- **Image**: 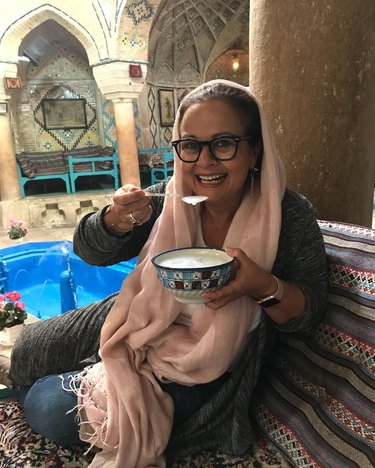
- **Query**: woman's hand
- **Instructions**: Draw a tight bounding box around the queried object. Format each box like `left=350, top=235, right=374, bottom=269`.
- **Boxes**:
left=103, top=184, right=153, bottom=233
left=203, top=247, right=305, bottom=324
left=202, top=247, right=271, bottom=309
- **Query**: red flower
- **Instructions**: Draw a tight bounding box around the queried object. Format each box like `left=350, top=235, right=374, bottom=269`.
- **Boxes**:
left=0, top=290, right=27, bottom=331
left=6, top=291, right=21, bottom=301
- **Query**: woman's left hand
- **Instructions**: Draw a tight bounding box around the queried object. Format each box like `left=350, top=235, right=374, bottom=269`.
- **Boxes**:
left=202, top=247, right=274, bottom=309
left=203, top=247, right=306, bottom=324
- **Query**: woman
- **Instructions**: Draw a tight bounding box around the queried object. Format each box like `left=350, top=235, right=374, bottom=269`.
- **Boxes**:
left=9, top=80, right=328, bottom=467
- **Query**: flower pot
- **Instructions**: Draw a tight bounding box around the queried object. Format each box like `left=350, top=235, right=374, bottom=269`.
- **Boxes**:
left=9, top=236, right=25, bottom=243
left=0, top=324, right=24, bottom=346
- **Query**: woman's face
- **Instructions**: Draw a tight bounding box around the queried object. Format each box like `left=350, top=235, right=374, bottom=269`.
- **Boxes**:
left=178, top=99, right=259, bottom=207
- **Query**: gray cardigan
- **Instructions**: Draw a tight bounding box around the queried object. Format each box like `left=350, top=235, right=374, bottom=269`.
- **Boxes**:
left=10, top=183, right=328, bottom=459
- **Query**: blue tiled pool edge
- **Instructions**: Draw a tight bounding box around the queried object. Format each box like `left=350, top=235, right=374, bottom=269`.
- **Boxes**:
left=0, top=241, right=136, bottom=319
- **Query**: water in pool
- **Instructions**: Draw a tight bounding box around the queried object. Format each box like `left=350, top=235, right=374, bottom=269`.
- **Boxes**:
left=0, top=241, right=136, bottom=320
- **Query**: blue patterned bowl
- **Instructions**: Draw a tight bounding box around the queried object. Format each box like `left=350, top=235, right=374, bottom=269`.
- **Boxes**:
left=152, top=247, right=234, bottom=304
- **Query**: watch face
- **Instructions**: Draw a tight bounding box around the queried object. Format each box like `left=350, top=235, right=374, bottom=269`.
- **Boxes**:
left=260, top=297, right=280, bottom=308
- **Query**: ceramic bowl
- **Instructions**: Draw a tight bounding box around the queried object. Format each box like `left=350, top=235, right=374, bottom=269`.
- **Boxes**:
left=152, top=247, right=234, bottom=304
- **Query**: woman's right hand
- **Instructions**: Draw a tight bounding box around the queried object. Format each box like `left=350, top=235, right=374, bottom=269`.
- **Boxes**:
left=103, top=184, right=153, bottom=233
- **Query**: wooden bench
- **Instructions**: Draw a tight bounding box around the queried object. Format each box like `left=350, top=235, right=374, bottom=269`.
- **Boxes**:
left=150, top=151, right=174, bottom=184
left=66, top=150, right=119, bottom=193
left=16, top=146, right=118, bottom=197
left=138, top=147, right=172, bottom=186
left=16, top=150, right=71, bottom=197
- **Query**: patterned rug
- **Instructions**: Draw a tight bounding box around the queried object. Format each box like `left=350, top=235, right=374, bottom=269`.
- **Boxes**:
left=0, top=400, right=291, bottom=467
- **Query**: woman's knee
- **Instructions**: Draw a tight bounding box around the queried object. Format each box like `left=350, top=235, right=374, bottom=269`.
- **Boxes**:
left=23, top=372, right=82, bottom=446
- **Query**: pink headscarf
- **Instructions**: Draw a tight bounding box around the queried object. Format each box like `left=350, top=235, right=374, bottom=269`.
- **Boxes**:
left=75, top=80, right=286, bottom=467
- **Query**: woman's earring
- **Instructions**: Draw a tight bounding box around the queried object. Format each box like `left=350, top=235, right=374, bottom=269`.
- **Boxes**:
left=250, top=167, right=259, bottom=179
left=249, top=167, right=260, bottom=197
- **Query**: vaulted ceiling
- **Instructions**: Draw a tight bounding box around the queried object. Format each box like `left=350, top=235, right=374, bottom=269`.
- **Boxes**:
left=148, top=0, right=249, bottom=85
left=17, top=0, right=249, bottom=87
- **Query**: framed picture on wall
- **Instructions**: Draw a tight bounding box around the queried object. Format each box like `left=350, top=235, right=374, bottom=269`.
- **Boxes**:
left=158, top=89, right=175, bottom=127
left=42, top=98, right=87, bottom=130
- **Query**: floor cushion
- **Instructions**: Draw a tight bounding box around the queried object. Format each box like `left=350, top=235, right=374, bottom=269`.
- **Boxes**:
left=253, top=221, right=375, bottom=467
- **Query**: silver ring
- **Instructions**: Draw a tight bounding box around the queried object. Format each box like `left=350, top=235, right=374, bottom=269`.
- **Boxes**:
left=129, top=213, right=141, bottom=225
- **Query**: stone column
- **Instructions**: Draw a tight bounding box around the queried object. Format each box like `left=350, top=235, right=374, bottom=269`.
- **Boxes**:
left=113, top=98, right=139, bottom=186
left=0, top=110, right=20, bottom=200
left=93, top=61, right=147, bottom=188
left=250, top=0, right=375, bottom=226
left=0, top=62, right=21, bottom=202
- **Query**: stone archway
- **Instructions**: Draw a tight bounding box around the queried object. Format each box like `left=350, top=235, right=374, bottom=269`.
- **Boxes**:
left=0, top=5, right=100, bottom=68
left=0, top=6, right=102, bottom=206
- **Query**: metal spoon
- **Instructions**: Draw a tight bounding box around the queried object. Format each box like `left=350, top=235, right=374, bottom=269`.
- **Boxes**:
left=146, top=192, right=208, bottom=205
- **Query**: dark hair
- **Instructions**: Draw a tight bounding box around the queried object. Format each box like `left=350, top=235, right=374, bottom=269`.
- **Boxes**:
left=177, top=81, right=262, bottom=148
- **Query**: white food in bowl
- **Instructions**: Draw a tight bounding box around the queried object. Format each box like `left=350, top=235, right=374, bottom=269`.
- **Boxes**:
left=152, top=248, right=234, bottom=304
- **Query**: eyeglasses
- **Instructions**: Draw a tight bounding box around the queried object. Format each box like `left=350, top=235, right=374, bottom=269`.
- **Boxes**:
left=171, top=136, right=253, bottom=163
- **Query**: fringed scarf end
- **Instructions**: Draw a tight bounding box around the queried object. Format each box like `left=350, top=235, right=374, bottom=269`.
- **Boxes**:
left=62, top=364, right=114, bottom=452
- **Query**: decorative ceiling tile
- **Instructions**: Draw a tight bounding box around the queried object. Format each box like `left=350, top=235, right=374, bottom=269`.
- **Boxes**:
left=174, top=3, right=185, bottom=16
left=176, top=14, right=187, bottom=29
left=187, top=8, right=197, bottom=19
left=212, top=17, right=225, bottom=35
left=223, top=9, right=233, bottom=20
left=125, top=0, right=155, bottom=26
left=156, top=63, right=174, bottom=84
left=179, top=64, right=200, bottom=84
left=191, top=17, right=204, bottom=36
left=239, top=5, right=250, bottom=26
left=119, top=27, right=148, bottom=57
left=229, top=0, right=241, bottom=8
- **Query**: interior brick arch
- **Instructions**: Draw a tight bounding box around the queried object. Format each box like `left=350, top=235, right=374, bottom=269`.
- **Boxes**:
left=0, top=5, right=100, bottom=65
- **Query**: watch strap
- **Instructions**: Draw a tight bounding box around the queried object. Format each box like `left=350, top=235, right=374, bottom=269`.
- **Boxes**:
left=255, top=275, right=284, bottom=308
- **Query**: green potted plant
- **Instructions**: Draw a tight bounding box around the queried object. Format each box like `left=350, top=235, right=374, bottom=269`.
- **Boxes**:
left=7, top=217, right=28, bottom=240
left=0, top=291, right=27, bottom=345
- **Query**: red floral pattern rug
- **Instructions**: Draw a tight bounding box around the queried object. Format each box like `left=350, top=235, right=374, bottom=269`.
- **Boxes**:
left=0, top=400, right=291, bottom=467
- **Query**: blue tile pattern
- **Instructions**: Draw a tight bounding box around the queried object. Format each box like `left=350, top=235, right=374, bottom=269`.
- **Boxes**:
left=156, top=264, right=232, bottom=291
left=102, top=100, right=117, bottom=149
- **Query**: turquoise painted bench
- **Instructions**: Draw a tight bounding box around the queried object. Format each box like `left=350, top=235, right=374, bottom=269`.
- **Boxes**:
left=150, top=151, right=174, bottom=184
left=16, top=164, right=71, bottom=198
left=16, top=146, right=118, bottom=197
left=138, top=147, right=172, bottom=185
left=67, top=152, right=119, bottom=193
left=16, top=151, right=71, bottom=198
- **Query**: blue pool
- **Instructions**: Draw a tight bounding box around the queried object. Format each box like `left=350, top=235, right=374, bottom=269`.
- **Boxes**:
left=0, top=241, right=136, bottom=320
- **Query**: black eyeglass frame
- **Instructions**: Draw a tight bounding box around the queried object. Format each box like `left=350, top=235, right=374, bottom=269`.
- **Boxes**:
left=171, top=135, right=253, bottom=163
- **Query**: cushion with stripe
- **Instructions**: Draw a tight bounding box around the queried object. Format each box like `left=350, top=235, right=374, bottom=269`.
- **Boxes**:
left=253, top=220, right=375, bottom=468
left=16, top=153, right=36, bottom=178
left=63, top=146, right=115, bottom=172
left=17, top=151, right=66, bottom=176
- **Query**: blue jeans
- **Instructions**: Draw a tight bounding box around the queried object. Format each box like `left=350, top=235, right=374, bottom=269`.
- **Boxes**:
left=15, top=372, right=83, bottom=446
left=15, top=370, right=229, bottom=447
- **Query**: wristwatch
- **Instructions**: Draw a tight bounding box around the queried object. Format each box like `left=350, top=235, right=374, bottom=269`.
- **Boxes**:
left=255, top=275, right=284, bottom=308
